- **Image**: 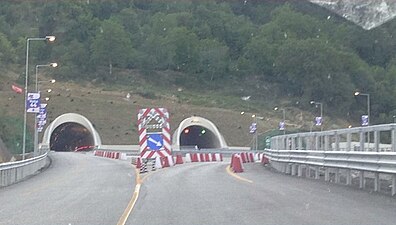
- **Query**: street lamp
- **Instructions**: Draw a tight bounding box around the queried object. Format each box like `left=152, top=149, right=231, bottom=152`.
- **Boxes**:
left=354, top=91, right=370, bottom=126
left=310, top=100, right=323, bottom=131
left=274, top=107, right=286, bottom=134
left=33, top=63, right=57, bottom=155
left=22, top=36, right=56, bottom=160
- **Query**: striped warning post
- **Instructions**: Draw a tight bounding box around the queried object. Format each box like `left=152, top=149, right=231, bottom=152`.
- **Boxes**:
left=138, top=108, right=172, bottom=159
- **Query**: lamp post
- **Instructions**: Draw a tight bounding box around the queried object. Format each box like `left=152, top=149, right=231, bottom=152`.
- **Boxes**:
left=310, top=101, right=323, bottom=131
left=33, top=64, right=57, bottom=155
left=354, top=92, right=370, bottom=126
left=22, top=36, right=55, bottom=160
left=274, top=107, right=286, bottom=134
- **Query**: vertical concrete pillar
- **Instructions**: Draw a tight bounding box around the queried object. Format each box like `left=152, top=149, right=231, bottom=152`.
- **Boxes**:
left=360, top=131, right=365, bottom=151
left=335, top=133, right=340, bottom=151
left=374, top=131, right=380, bottom=152
left=324, top=135, right=329, bottom=151
left=291, top=137, right=296, bottom=150
left=346, top=133, right=352, bottom=151
left=298, top=136, right=302, bottom=150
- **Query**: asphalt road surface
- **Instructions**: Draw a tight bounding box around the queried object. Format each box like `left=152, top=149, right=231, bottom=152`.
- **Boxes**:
left=127, top=162, right=396, bottom=225
left=0, top=152, right=136, bottom=225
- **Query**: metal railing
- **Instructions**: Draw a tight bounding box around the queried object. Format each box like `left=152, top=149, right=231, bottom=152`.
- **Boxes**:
left=0, top=150, right=49, bottom=187
left=266, top=123, right=396, bottom=195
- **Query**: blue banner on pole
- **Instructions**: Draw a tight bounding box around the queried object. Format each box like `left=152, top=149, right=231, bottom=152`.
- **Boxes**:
left=315, top=117, right=322, bottom=126
left=361, top=115, right=369, bottom=126
left=27, top=92, right=40, bottom=113
left=249, top=122, right=257, bottom=134
left=279, top=121, right=285, bottom=130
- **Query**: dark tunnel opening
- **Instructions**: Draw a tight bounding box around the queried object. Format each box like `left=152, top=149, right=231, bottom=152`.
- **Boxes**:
left=50, top=122, right=95, bottom=152
left=179, top=125, right=220, bottom=149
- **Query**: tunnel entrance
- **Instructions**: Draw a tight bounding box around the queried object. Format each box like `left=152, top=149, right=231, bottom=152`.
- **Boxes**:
left=179, top=125, right=221, bottom=149
left=50, top=122, right=95, bottom=152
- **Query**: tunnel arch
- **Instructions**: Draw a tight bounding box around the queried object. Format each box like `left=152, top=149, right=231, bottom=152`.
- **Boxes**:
left=41, top=113, right=101, bottom=151
left=172, top=116, right=227, bottom=150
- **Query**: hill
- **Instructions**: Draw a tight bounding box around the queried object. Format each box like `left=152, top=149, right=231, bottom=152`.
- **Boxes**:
left=0, top=68, right=345, bottom=152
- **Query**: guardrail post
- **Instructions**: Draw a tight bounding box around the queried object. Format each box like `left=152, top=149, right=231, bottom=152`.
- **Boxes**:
left=291, top=164, right=297, bottom=176
left=374, top=172, right=380, bottom=192
left=392, top=128, right=395, bottom=152
left=285, top=163, right=291, bottom=174
left=315, top=166, right=320, bottom=179
left=335, top=133, right=340, bottom=151
left=335, top=168, right=340, bottom=183
left=359, top=171, right=365, bottom=188
left=298, top=165, right=303, bottom=177
left=392, top=175, right=396, bottom=196
left=315, top=135, right=320, bottom=151
left=325, top=168, right=330, bottom=182
left=346, top=169, right=352, bottom=185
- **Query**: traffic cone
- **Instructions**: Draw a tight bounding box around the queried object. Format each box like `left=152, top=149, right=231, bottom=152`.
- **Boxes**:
left=230, top=154, right=236, bottom=168
left=136, top=157, right=142, bottom=169
left=211, top=153, right=217, bottom=162
left=219, top=153, right=223, bottom=161
left=240, top=152, right=247, bottom=163
left=192, top=153, right=198, bottom=162
left=162, top=157, right=170, bottom=167
left=249, top=153, right=255, bottom=163
left=175, top=154, right=184, bottom=164
left=232, top=155, right=244, bottom=173
left=204, top=153, right=210, bottom=162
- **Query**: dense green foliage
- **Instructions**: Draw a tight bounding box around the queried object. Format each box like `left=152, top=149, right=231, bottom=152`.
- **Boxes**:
left=0, top=0, right=395, bottom=124
left=0, top=111, right=33, bottom=154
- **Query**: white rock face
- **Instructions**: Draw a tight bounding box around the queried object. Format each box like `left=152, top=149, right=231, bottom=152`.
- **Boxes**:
left=309, top=0, right=396, bottom=30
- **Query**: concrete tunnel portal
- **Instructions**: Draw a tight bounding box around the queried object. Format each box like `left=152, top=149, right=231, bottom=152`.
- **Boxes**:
left=42, top=113, right=102, bottom=152
left=50, top=122, right=94, bottom=151
left=173, top=116, right=227, bottom=150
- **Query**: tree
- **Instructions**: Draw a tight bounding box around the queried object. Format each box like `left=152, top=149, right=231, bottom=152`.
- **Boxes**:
left=91, top=19, right=134, bottom=79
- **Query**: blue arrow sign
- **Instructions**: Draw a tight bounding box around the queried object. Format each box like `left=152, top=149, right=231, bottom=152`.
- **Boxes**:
left=147, top=133, right=163, bottom=150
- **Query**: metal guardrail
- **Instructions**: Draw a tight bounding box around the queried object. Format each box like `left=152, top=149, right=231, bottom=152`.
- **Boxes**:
left=266, top=123, right=396, bottom=195
left=0, top=151, right=49, bottom=187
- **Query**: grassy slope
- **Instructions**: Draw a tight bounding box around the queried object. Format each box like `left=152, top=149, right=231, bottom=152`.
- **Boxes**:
left=0, top=68, right=347, bottom=148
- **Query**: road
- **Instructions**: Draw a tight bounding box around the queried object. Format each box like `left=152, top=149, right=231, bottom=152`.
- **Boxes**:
left=127, top=162, right=396, bottom=225
left=0, top=152, right=136, bottom=225
left=2, top=154, right=396, bottom=225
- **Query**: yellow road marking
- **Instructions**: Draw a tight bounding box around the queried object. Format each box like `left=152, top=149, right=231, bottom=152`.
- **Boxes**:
left=117, top=166, right=162, bottom=225
left=226, top=165, right=253, bottom=184
left=117, top=168, right=141, bottom=225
